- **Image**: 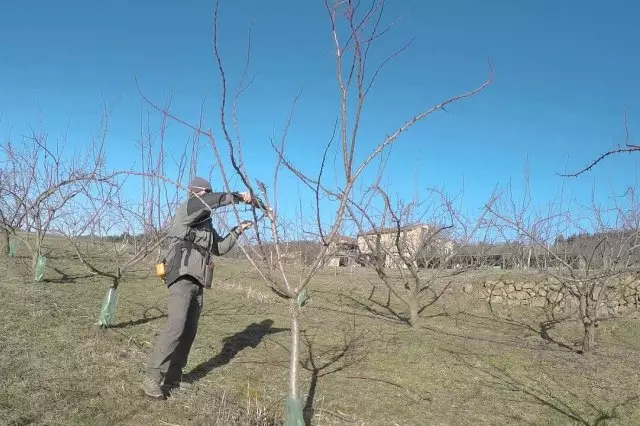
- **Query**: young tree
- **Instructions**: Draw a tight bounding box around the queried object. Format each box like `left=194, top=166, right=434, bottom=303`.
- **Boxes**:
left=0, top=123, right=113, bottom=280
left=56, top=111, right=189, bottom=326
left=486, top=183, right=640, bottom=354
left=347, top=186, right=485, bottom=328
left=138, top=0, right=492, bottom=421
left=0, top=167, right=16, bottom=255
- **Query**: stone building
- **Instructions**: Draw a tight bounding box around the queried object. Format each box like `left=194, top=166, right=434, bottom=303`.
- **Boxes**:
left=356, top=223, right=454, bottom=268
left=326, top=236, right=359, bottom=267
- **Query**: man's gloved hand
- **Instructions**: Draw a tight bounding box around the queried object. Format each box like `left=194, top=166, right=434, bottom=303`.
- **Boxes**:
left=239, top=191, right=253, bottom=203
left=236, top=220, right=253, bottom=235
left=239, top=191, right=270, bottom=211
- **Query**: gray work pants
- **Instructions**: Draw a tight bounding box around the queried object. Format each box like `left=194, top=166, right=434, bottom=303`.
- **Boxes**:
left=146, top=277, right=203, bottom=383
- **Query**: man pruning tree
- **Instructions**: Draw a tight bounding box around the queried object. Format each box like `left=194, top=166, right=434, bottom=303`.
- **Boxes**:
left=142, top=176, right=262, bottom=399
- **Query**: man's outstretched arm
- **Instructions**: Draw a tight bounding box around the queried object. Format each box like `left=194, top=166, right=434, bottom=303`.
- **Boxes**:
left=210, top=221, right=253, bottom=256
left=184, top=192, right=245, bottom=226
left=185, top=192, right=268, bottom=226
left=210, top=228, right=239, bottom=256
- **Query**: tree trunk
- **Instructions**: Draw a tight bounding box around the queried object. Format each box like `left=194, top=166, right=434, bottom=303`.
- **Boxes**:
left=113, top=272, right=121, bottom=290
left=582, top=320, right=596, bottom=354
left=283, top=298, right=305, bottom=425
left=2, top=228, right=9, bottom=256
left=289, top=299, right=300, bottom=398
left=32, top=238, right=41, bottom=271
left=579, top=292, right=596, bottom=354
left=407, top=293, right=420, bottom=329
left=32, top=251, right=39, bottom=280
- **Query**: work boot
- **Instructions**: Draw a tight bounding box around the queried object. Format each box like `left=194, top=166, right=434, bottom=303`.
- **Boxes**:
left=141, top=377, right=164, bottom=399
left=163, top=370, right=192, bottom=393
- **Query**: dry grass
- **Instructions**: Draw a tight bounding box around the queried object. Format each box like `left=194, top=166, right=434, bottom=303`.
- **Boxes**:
left=2, top=239, right=640, bottom=425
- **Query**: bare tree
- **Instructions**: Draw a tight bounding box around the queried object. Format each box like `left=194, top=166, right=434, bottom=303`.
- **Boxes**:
left=55, top=110, right=189, bottom=326
left=0, top=118, right=115, bottom=280
left=486, top=183, right=640, bottom=354
left=137, top=0, right=492, bottom=421
left=0, top=167, right=15, bottom=255
left=347, top=186, right=485, bottom=328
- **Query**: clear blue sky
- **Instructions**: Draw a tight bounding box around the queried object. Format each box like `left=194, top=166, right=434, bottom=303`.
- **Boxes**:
left=1, top=0, right=639, bottom=237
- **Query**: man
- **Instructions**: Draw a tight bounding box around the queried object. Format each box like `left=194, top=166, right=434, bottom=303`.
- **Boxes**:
left=142, top=176, right=261, bottom=398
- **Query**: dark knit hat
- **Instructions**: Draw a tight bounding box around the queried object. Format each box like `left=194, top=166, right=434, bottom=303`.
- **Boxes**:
left=188, top=176, right=212, bottom=192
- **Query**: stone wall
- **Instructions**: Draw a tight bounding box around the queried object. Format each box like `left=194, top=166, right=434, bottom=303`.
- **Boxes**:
left=474, top=275, right=640, bottom=316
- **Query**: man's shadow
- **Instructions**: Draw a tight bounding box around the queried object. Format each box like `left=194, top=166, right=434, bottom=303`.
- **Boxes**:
left=184, top=319, right=287, bottom=383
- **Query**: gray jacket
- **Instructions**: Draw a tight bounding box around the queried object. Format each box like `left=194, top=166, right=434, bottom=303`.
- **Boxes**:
left=162, top=192, right=243, bottom=288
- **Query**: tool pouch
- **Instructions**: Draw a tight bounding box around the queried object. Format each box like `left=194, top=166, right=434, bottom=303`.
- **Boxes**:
left=203, top=259, right=214, bottom=289
left=155, top=262, right=167, bottom=280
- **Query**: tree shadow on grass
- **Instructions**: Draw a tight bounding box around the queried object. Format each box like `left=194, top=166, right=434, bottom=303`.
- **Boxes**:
left=300, top=328, right=370, bottom=425
left=461, top=311, right=578, bottom=353
left=110, top=313, right=167, bottom=329
left=299, top=325, right=432, bottom=425
left=184, top=319, right=288, bottom=383
left=108, top=305, right=167, bottom=329
left=43, top=266, right=95, bottom=284
left=443, top=347, right=640, bottom=425
left=311, top=287, right=448, bottom=327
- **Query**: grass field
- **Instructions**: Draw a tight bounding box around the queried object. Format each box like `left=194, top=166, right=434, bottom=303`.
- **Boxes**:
left=2, top=239, right=640, bottom=425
